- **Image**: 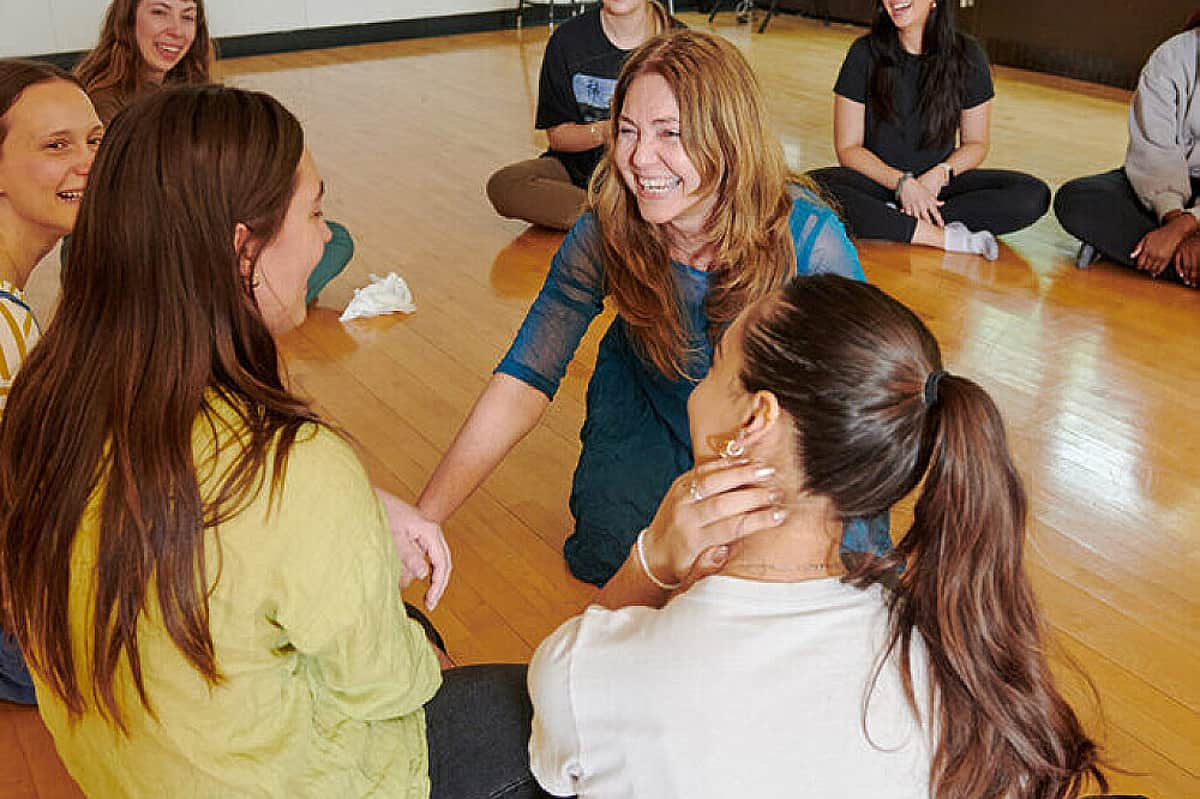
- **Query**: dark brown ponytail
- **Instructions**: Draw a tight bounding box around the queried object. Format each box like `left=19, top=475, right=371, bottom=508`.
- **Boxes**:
left=738, top=275, right=1106, bottom=799
left=880, top=375, right=1104, bottom=797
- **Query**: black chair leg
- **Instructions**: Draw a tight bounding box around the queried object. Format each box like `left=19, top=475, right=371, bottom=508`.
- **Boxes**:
left=758, top=0, right=778, bottom=32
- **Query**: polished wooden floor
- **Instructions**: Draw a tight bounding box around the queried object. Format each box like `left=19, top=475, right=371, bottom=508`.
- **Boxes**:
left=3, top=12, right=1197, bottom=798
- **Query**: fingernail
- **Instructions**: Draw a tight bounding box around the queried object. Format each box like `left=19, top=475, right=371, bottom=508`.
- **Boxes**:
left=772, top=508, right=789, bottom=523
left=755, top=466, right=776, bottom=478
left=768, top=488, right=783, bottom=503
left=712, top=545, right=729, bottom=564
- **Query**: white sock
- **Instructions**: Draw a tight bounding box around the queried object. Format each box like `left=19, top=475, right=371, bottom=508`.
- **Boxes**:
left=944, top=221, right=998, bottom=261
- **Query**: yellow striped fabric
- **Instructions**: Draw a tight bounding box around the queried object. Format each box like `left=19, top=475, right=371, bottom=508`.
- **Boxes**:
left=0, top=280, right=40, bottom=412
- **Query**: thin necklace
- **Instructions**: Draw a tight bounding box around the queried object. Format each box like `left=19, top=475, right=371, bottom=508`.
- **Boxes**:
left=727, top=561, right=844, bottom=579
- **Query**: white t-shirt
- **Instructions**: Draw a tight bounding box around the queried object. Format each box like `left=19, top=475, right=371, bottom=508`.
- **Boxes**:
left=528, top=577, right=933, bottom=798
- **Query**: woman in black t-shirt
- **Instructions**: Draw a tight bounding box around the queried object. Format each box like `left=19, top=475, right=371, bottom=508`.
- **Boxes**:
left=809, top=0, right=1049, bottom=259
left=486, top=0, right=672, bottom=231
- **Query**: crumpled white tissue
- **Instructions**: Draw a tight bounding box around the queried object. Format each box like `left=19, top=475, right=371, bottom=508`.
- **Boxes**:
left=339, top=272, right=417, bottom=322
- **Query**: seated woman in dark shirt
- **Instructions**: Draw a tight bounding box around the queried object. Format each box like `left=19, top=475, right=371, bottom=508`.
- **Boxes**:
left=809, top=0, right=1049, bottom=259
left=486, top=0, right=672, bottom=231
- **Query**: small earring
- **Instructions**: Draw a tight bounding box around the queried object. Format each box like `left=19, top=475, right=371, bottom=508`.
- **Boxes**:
left=720, top=435, right=745, bottom=459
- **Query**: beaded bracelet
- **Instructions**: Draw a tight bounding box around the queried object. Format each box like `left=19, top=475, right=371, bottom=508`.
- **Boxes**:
left=636, top=527, right=682, bottom=591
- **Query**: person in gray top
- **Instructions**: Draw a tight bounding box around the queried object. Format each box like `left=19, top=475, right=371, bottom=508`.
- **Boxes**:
left=1055, top=10, right=1200, bottom=287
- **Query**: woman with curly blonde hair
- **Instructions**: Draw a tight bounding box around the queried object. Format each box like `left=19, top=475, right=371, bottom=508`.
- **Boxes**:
left=409, top=29, right=890, bottom=587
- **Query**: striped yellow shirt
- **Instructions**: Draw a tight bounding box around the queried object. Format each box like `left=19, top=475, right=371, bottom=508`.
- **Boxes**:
left=0, top=280, right=39, bottom=411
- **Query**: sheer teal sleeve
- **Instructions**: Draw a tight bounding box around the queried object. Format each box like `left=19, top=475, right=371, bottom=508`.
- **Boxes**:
left=496, top=213, right=607, bottom=399
left=789, top=193, right=866, bottom=281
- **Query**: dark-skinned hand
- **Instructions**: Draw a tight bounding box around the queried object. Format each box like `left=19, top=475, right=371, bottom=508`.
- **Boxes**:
left=1131, top=212, right=1197, bottom=276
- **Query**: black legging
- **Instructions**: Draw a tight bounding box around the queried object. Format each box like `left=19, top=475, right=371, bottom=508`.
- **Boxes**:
left=425, top=663, right=555, bottom=799
left=808, top=166, right=1051, bottom=242
left=405, top=606, right=554, bottom=799
left=1055, top=167, right=1200, bottom=282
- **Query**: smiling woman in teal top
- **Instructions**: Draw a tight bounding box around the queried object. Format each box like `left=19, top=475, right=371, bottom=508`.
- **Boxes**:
left=410, top=30, right=890, bottom=587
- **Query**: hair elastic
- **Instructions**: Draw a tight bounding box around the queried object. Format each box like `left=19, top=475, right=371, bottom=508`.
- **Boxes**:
left=923, top=369, right=948, bottom=408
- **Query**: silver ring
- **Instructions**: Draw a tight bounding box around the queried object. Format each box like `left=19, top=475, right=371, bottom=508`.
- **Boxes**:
left=688, top=478, right=704, bottom=502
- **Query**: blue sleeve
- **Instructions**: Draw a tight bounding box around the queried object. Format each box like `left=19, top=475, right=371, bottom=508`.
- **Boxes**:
left=496, top=213, right=606, bottom=399
left=788, top=194, right=866, bottom=282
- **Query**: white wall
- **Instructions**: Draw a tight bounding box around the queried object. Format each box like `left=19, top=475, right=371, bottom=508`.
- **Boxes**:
left=0, top=0, right=513, bottom=58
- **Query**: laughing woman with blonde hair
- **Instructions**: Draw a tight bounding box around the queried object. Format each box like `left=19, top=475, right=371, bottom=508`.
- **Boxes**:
left=407, top=29, right=890, bottom=587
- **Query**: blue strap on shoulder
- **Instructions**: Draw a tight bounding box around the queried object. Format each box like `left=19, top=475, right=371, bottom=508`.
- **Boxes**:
left=0, top=291, right=31, bottom=314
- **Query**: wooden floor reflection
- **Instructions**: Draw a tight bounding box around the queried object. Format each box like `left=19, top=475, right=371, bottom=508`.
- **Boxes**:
left=3, top=12, right=1195, bottom=798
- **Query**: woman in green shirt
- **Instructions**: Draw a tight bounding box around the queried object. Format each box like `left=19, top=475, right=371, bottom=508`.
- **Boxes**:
left=0, top=85, right=544, bottom=799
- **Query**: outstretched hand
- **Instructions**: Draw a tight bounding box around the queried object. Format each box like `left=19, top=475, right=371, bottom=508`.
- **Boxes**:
left=374, top=487, right=452, bottom=610
left=640, top=458, right=789, bottom=590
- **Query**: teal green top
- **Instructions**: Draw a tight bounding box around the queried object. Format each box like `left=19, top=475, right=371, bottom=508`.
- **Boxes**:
left=33, top=402, right=442, bottom=797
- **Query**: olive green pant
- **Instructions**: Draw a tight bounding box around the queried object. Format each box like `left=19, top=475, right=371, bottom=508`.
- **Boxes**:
left=486, top=156, right=586, bottom=231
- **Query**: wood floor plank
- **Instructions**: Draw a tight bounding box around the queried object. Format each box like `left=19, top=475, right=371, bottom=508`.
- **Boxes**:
left=0, top=706, right=38, bottom=799
left=9, top=711, right=82, bottom=799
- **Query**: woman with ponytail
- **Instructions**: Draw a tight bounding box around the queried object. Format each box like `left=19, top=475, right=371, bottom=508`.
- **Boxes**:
left=528, top=274, right=1105, bottom=798
left=809, top=0, right=1050, bottom=259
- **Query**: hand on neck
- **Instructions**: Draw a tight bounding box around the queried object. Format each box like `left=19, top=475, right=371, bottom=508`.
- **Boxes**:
left=719, top=480, right=844, bottom=583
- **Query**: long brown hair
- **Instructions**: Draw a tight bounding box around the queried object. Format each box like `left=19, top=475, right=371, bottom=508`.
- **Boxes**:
left=738, top=275, right=1106, bottom=798
left=0, top=60, right=86, bottom=148
left=74, top=0, right=214, bottom=110
left=867, top=0, right=972, bottom=150
left=590, top=29, right=824, bottom=379
left=0, top=85, right=318, bottom=729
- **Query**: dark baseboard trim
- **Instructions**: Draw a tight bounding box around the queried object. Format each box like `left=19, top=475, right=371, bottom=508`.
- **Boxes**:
left=27, top=3, right=701, bottom=68
left=219, top=8, right=533, bottom=59
left=26, top=5, right=1128, bottom=89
